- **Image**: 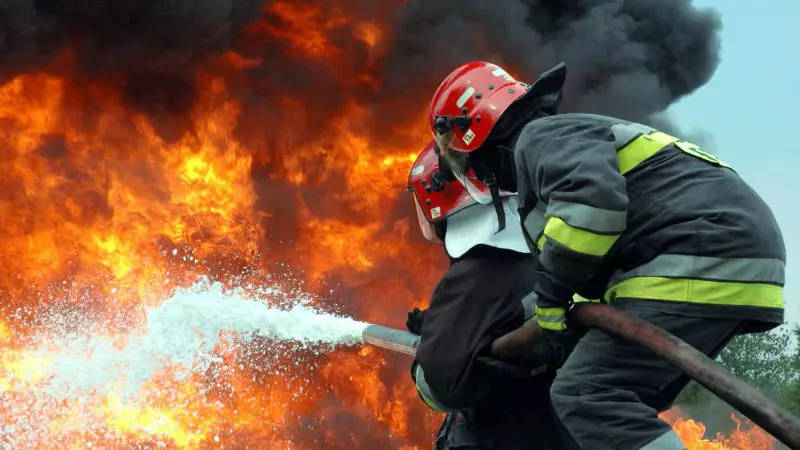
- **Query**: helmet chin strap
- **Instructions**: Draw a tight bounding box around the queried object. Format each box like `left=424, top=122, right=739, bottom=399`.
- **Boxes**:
left=483, top=173, right=506, bottom=233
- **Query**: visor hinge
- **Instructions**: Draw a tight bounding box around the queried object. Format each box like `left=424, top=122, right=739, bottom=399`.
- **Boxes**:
left=434, top=115, right=473, bottom=133
left=425, top=171, right=447, bottom=192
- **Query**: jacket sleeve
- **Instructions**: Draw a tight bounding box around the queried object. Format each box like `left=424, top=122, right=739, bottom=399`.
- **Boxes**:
left=516, top=119, right=628, bottom=314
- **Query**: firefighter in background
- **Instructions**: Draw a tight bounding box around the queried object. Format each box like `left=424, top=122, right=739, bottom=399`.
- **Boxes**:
left=425, top=61, right=786, bottom=450
left=405, top=140, right=579, bottom=450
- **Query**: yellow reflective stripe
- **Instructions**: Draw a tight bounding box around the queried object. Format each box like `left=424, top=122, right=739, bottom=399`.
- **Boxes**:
left=604, top=277, right=784, bottom=309
left=617, top=131, right=677, bottom=175
left=535, top=305, right=567, bottom=331
left=536, top=234, right=546, bottom=252
left=617, top=130, right=735, bottom=175
left=543, top=216, right=619, bottom=257
left=572, top=293, right=599, bottom=303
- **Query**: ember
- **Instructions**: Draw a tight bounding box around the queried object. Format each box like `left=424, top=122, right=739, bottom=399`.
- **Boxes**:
left=0, top=0, right=760, bottom=448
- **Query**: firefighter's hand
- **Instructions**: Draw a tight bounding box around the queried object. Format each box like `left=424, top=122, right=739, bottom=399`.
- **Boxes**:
left=405, top=307, right=426, bottom=335
left=542, top=327, right=585, bottom=368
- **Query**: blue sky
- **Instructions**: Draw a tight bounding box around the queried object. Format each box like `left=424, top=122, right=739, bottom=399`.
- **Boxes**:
left=666, top=0, right=800, bottom=323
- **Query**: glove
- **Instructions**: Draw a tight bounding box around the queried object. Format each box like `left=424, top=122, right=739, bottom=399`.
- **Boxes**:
left=406, top=307, right=426, bottom=335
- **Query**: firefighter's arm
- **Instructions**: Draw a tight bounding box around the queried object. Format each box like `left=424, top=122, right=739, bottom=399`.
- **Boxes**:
left=518, top=120, right=628, bottom=331
left=410, top=254, right=531, bottom=411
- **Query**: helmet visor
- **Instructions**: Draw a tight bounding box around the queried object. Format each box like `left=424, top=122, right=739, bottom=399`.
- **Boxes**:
left=433, top=131, right=493, bottom=204
left=413, top=196, right=442, bottom=243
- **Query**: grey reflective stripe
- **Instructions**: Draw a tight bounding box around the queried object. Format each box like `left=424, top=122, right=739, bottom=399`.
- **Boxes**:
left=535, top=310, right=565, bottom=326
left=520, top=291, right=537, bottom=321
left=608, top=254, right=785, bottom=287
left=641, top=430, right=686, bottom=450
left=522, top=203, right=547, bottom=240
left=414, top=364, right=450, bottom=412
left=546, top=200, right=627, bottom=234
left=611, top=122, right=656, bottom=149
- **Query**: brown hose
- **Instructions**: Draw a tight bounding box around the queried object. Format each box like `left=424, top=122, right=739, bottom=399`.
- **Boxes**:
left=491, top=302, right=800, bottom=449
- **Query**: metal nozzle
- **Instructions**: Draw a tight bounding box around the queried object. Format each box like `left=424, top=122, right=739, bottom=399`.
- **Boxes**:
left=362, top=324, right=420, bottom=357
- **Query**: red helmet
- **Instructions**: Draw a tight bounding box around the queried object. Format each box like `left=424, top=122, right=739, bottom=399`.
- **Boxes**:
left=407, top=140, right=513, bottom=243
left=429, top=61, right=529, bottom=154
left=427, top=61, right=528, bottom=205
left=428, top=61, right=566, bottom=205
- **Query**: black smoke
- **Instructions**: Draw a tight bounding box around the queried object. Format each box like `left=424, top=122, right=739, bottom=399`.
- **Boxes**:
left=0, top=1, right=269, bottom=78
left=0, top=0, right=721, bottom=127
left=379, top=0, right=722, bottom=126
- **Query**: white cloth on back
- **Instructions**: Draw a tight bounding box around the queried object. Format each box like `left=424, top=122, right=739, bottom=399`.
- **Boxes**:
left=444, top=196, right=530, bottom=259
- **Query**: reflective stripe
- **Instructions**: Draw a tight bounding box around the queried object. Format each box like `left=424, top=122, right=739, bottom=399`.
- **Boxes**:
left=536, top=234, right=547, bottom=252
left=414, top=364, right=447, bottom=412
left=522, top=292, right=596, bottom=323
left=641, top=430, right=687, bottom=450
left=523, top=203, right=546, bottom=236
left=608, top=255, right=785, bottom=287
left=617, top=131, right=678, bottom=175
left=612, top=123, right=735, bottom=174
left=610, top=122, right=657, bottom=148
left=536, top=305, right=567, bottom=331
left=572, top=293, right=599, bottom=303
left=520, top=291, right=537, bottom=321
left=523, top=203, right=547, bottom=252
left=604, top=277, right=784, bottom=309
left=547, top=200, right=627, bottom=234
left=543, top=216, right=620, bottom=257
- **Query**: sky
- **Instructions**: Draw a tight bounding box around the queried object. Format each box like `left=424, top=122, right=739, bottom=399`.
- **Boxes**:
left=665, top=0, right=800, bottom=323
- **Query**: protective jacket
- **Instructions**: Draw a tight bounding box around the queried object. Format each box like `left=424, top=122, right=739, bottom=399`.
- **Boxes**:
left=514, top=113, right=785, bottom=332
left=411, top=197, right=576, bottom=449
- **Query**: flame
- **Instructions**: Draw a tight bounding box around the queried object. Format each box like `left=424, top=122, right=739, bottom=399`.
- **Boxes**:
left=661, top=408, right=775, bottom=450
left=0, top=1, right=777, bottom=449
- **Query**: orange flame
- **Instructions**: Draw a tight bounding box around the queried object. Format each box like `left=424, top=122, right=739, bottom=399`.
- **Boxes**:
left=661, top=408, right=775, bottom=450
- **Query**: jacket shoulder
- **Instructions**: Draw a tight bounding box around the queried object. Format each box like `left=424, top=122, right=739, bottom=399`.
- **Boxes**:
left=516, top=113, right=624, bottom=150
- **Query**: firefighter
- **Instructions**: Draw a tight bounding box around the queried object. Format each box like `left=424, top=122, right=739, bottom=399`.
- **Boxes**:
left=424, top=61, right=786, bottom=450
left=406, top=140, right=579, bottom=450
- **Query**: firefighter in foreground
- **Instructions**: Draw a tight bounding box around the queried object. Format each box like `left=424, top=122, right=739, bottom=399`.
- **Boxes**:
left=425, top=61, right=786, bottom=450
left=405, top=140, right=579, bottom=449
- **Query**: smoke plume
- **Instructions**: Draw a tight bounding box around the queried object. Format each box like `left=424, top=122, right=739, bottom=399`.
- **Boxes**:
left=381, top=0, right=722, bottom=126
left=1, top=0, right=721, bottom=123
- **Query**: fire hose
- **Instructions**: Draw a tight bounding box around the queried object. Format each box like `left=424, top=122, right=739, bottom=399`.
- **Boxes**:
left=361, top=303, right=800, bottom=449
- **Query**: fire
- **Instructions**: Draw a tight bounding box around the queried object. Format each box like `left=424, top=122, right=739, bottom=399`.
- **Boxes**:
left=661, top=408, right=775, bottom=450
left=0, top=1, right=777, bottom=449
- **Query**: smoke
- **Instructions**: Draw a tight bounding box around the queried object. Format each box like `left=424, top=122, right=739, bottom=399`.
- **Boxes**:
left=0, top=1, right=269, bottom=78
left=380, top=0, right=722, bottom=125
left=0, top=0, right=721, bottom=152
